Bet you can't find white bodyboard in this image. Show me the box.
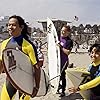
[47,18,60,93]
[2,48,49,97]
[66,67,91,100]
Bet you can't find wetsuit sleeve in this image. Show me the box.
[0,38,11,60]
[79,76,100,91]
[26,39,39,62]
[0,41,6,60]
[22,39,37,65]
[31,43,39,62]
[65,39,73,51]
[0,44,2,60]
[27,44,37,65]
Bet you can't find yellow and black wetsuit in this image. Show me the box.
[79,61,100,98]
[0,35,38,100]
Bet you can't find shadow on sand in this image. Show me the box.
[59,93,83,100]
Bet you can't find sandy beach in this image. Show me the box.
[0,49,91,100]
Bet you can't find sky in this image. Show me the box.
[0,0,100,28]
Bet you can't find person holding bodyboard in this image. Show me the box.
[69,44,100,100]
[0,15,41,100]
[57,25,73,97]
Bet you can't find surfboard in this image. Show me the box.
[66,67,91,100]
[47,18,61,93]
[2,48,49,97]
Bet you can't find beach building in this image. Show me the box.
[37,18,71,33]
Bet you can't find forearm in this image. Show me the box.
[62,48,71,55]
[57,43,71,55]
[33,64,41,88]
[79,76,100,91]
[0,60,3,74]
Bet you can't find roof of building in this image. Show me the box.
[37,18,71,23]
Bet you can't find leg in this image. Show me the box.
[57,70,66,94]
[61,70,66,93]
[57,69,63,93]
[59,70,66,97]
[57,62,68,94]
[56,80,62,94]
[31,64,41,97]
[59,62,68,97]
[1,79,17,100]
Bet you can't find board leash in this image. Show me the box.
[49,61,68,88]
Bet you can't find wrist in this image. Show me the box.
[77,87,80,91]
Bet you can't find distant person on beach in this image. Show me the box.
[0,15,41,100]
[57,25,73,97]
[69,43,100,100]
[33,40,44,67]
[74,41,79,53]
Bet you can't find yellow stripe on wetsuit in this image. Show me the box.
[0,38,37,100]
[79,74,100,91]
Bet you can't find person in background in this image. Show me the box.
[57,25,73,97]
[33,40,44,67]
[74,41,79,53]
[69,44,100,100]
[0,15,41,100]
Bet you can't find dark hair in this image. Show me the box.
[9,15,29,40]
[89,44,100,53]
[62,25,71,32]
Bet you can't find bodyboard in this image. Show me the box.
[47,18,61,93]
[66,67,91,100]
[2,48,49,97]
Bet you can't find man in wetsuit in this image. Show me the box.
[0,15,40,100]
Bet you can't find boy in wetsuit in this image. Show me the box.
[57,25,73,97]
[69,43,100,100]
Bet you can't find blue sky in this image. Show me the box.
[0,0,100,27]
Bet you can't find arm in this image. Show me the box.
[61,48,71,55]
[79,76,100,91]
[31,64,41,97]
[27,45,41,97]
[57,43,71,55]
[0,59,3,74]
[57,38,73,55]
[69,76,100,93]
[0,39,10,74]
[28,45,41,87]
[33,64,41,89]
